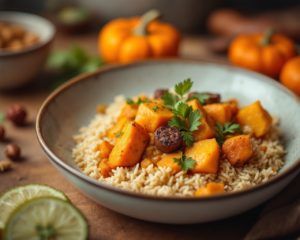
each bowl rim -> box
[36,59,300,202]
[0,11,55,58]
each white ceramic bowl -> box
[0,12,55,90]
[36,60,300,224]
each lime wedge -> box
[3,197,88,240]
[0,184,67,229]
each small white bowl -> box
[0,12,55,90]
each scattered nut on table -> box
[5,143,21,161]
[0,159,12,172]
[6,104,27,126]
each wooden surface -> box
[0,33,298,240]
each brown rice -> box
[72,96,285,197]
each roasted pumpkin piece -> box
[187,99,215,141]
[226,99,239,116]
[118,104,138,120]
[108,122,150,168]
[204,103,233,124]
[141,158,153,168]
[185,138,220,174]
[194,182,225,196]
[98,159,111,177]
[236,101,272,137]
[97,141,114,158]
[157,152,182,174]
[222,135,253,166]
[135,102,173,132]
[107,116,129,139]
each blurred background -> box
[0,0,299,91]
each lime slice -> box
[0,184,67,229]
[3,197,88,240]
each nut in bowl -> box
[0,12,55,90]
[37,60,300,223]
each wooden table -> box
[0,33,298,240]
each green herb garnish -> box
[161,79,202,147]
[175,78,193,97]
[173,155,196,171]
[215,122,241,145]
[152,106,159,112]
[168,101,201,147]
[126,97,149,105]
[115,131,123,138]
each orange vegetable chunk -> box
[187,99,215,141]
[135,102,173,132]
[107,116,129,140]
[204,103,233,124]
[185,138,220,174]
[98,159,111,177]
[141,158,153,168]
[194,182,225,196]
[108,122,150,168]
[222,135,253,166]
[157,152,182,174]
[236,101,272,137]
[98,141,114,158]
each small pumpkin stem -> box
[260,28,275,46]
[133,9,161,36]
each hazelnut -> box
[5,144,21,160]
[6,104,27,126]
[0,126,5,141]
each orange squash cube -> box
[107,116,129,140]
[187,99,215,141]
[204,103,233,124]
[118,104,138,120]
[194,182,225,196]
[140,158,153,168]
[157,152,182,174]
[222,135,253,166]
[108,122,150,168]
[98,159,111,177]
[135,102,173,132]
[98,141,114,158]
[185,138,220,174]
[236,101,272,137]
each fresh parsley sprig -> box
[173,155,196,172]
[161,78,192,110]
[215,122,241,145]
[168,101,202,147]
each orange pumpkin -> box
[229,30,296,78]
[280,56,300,96]
[98,10,180,64]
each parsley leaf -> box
[175,78,193,97]
[181,131,194,147]
[188,93,210,105]
[188,110,201,131]
[174,155,196,171]
[215,122,241,145]
[152,106,159,112]
[173,101,190,118]
[0,112,4,124]
[161,92,179,109]
[169,116,187,131]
